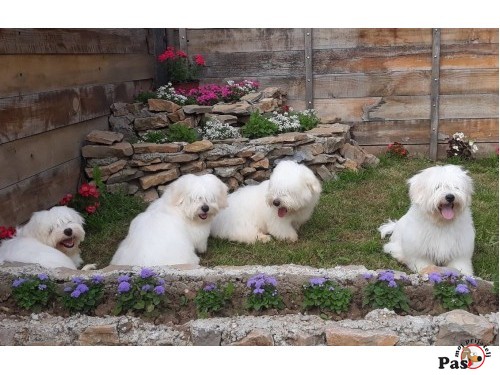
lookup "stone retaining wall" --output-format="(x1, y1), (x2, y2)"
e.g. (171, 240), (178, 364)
(0, 264), (497, 346)
(81, 87), (379, 201)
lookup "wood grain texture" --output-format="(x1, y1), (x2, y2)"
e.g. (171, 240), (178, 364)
(186, 28), (305, 53)
(0, 158), (82, 225)
(0, 117), (108, 190)
(0, 79), (152, 144)
(0, 28), (150, 54)
(352, 119), (499, 145)
(0, 54), (154, 98)
(441, 28), (499, 45)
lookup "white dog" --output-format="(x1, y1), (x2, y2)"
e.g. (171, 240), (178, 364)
(110, 173), (228, 266)
(378, 164), (475, 275)
(0, 206), (87, 269)
(211, 160), (322, 244)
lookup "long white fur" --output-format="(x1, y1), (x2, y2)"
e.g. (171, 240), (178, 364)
(0, 206), (86, 269)
(110, 173), (228, 266)
(378, 164), (475, 275)
(210, 160), (322, 244)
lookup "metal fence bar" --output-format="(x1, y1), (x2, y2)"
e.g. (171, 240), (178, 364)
(179, 28), (188, 53)
(304, 28), (313, 109)
(429, 28), (441, 161)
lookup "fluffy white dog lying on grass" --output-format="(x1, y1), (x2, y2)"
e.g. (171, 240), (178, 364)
(0, 206), (88, 269)
(110, 173), (228, 266)
(378, 164), (475, 275)
(211, 160), (322, 244)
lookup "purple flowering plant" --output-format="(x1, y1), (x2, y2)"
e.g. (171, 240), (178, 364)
(302, 277), (352, 315)
(429, 271), (476, 310)
(60, 275), (105, 314)
(11, 273), (56, 311)
(194, 282), (235, 318)
(246, 273), (284, 311)
(113, 268), (167, 316)
(362, 270), (410, 312)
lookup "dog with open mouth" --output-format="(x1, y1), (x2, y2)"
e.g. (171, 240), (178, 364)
(211, 160), (322, 244)
(110, 173), (228, 266)
(378, 164), (475, 275)
(0, 206), (89, 269)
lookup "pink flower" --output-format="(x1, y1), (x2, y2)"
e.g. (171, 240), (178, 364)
(85, 205), (97, 214)
(176, 50), (188, 58)
(194, 54), (205, 66)
(158, 47), (176, 62)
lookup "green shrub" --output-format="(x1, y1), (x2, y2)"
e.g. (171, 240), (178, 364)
(141, 130), (169, 144)
(60, 275), (105, 314)
(241, 111), (278, 139)
(362, 270), (410, 312)
(429, 271), (476, 310)
(246, 273), (284, 311)
(297, 109), (320, 131)
(167, 123), (198, 143)
(302, 277), (352, 314)
(194, 282), (234, 318)
(135, 91), (157, 104)
(11, 274), (56, 311)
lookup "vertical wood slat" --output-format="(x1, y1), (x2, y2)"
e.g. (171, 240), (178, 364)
(179, 28), (188, 53)
(429, 28), (441, 160)
(152, 29), (167, 88)
(304, 28), (313, 109)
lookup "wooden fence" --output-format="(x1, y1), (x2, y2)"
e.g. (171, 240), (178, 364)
(178, 28), (498, 157)
(0, 28), (158, 225)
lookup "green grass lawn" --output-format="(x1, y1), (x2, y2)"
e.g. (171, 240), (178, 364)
(81, 154), (499, 281)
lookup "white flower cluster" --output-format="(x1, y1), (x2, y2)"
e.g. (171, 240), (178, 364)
(227, 80), (258, 95)
(202, 118), (241, 140)
(269, 111), (301, 133)
(301, 108), (318, 117)
(451, 132), (478, 153)
(156, 82), (188, 105)
(452, 132), (465, 141)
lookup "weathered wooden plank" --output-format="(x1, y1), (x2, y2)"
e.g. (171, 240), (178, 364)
(203, 51), (305, 78)
(313, 28), (433, 48)
(440, 69), (499, 94)
(0, 117), (108, 190)
(152, 29), (168, 87)
(440, 44), (498, 69)
(186, 28), (305, 53)
(0, 79), (152, 144)
(441, 28), (499, 45)
(0, 28), (150, 54)
(361, 143), (499, 159)
(315, 94), (498, 123)
(352, 119), (499, 145)
(0, 54), (154, 98)
(0, 158), (82, 226)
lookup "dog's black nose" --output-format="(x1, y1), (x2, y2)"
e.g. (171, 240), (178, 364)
(201, 204), (209, 213)
(64, 228), (73, 236)
(273, 199), (281, 207)
(445, 194), (455, 203)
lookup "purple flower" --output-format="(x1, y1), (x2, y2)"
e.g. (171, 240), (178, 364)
(153, 285), (165, 295)
(92, 275), (104, 284)
(203, 283), (217, 292)
(387, 280), (398, 288)
(309, 277), (327, 286)
(70, 290), (81, 298)
(37, 273), (49, 281)
(75, 284), (89, 294)
(140, 268), (156, 279)
(443, 270), (459, 283)
(465, 276), (478, 288)
(428, 273), (442, 284)
(141, 284), (153, 292)
(455, 284), (470, 295)
(378, 270), (395, 282)
(38, 284), (47, 290)
(64, 286), (73, 293)
(362, 273), (373, 280)
(156, 278), (165, 286)
(253, 288), (264, 294)
(71, 277), (83, 284)
(265, 275), (278, 287)
(118, 281), (131, 294)
(117, 275), (130, 283)
(12, 278), (26, 288)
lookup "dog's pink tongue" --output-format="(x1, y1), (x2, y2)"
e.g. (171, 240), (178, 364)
(278, 207), (287, 218)
(441, 205), (454, 220)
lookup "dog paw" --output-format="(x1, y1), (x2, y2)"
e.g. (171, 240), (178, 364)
(81, 263), (97, 271)
(256, 233), (272, 243)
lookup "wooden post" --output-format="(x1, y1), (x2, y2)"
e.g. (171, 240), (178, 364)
(429, 28), (441, 161)
(304, 28), (313, 109)
(179, 28), (188, 53)
(152, 29), (168, 89)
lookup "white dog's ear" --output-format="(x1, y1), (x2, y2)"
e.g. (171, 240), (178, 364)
(167, 181), (185, 206)
(408, 171), (426, 206)
(305, 172), (322, 195)
(217, 180), (229, 209)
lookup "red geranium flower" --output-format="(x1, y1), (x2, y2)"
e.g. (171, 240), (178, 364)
(85, 205), (97, 214)
(176, 50), (188, 58)
(194, 54), (205, 66)
(0, 226), (16, 240)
